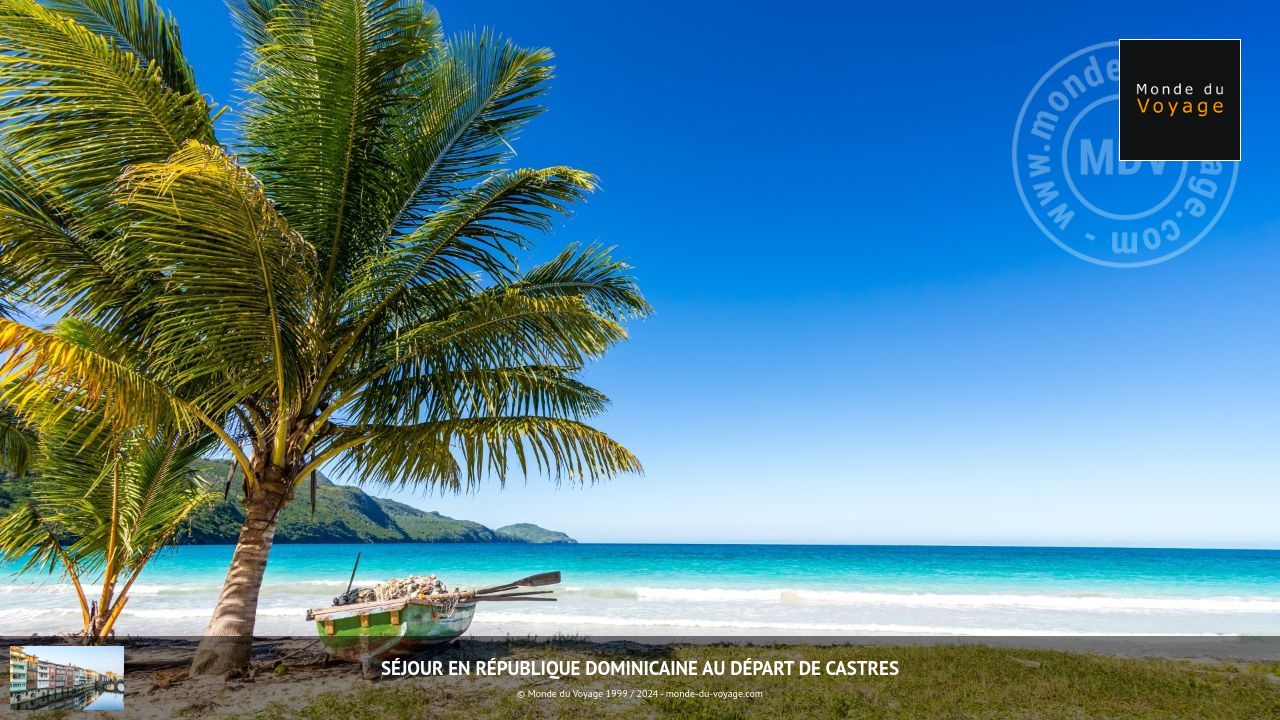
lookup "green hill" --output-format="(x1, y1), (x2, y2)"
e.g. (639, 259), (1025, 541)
(496, 523), (577, 544)
(0, 463), (575, 545)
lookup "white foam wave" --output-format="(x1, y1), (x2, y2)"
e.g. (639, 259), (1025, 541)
(619, 588), (1280, 613)
(0, 582), (217, 596)
(258, 606), (311, 617)
(125, 607), (214, 619)
(0, 578), (363, 606)
(473, 611), (1201, 636)
(124, 605), (307, 620)
(0, 607), (79, 619)
(0, 582), (79, 594)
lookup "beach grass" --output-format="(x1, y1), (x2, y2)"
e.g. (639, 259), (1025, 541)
(244, 642), (1280, 720)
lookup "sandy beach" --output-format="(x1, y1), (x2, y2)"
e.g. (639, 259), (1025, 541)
(5, 635), (1277, 719)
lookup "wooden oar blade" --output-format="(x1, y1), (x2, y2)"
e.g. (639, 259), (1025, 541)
(517, 571), (561, 587)
(475, 571), (561, 595)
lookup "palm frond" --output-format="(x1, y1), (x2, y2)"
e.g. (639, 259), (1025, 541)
(336, 415), (641, 493)
(0, 0), (213, 206)
(8, 415), (216, 581)
(0, 502), (66, 576)
(0, 317), (192, 435)
(342, 291), (626, 425)
(236, 0), (441, 299)
(352, 363), (611, 435)
(41, 0), (203, 97)
(511, 244), (653, 321)
(0, 149), (128, 317)
(115, 141), (317, 406)
(52, 429), (216, 566)
(380, 29), (555, 236)
(339, 166), (599, 340)
(225, 0), (286, 49)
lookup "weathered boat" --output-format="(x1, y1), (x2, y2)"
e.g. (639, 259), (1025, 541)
(306, 594), (477, 663)
(305, 571), (559, 676)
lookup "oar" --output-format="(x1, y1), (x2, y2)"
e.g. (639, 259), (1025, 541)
(474, 571), (561, 596)
(473, 590), (554, 599)
(474, 595), (557, 602)
(346, 552), (362, 594)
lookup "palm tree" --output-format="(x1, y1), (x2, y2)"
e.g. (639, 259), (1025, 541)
(0, 419), (215, 643)
(0, 0), (647, 674)
(0, 313), (215, 645)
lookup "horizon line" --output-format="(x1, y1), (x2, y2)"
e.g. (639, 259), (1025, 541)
(170, 540), (1280, 552)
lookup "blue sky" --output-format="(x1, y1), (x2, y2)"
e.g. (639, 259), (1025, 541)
(12, 645), (122, 675)
(163, 1), (1277, 547)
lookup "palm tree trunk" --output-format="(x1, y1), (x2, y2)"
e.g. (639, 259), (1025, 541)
(98, 561), (147, 641)
(189, 468), (293, 675)
(54, 546), (92, 636)
(97, 459), (120, 638)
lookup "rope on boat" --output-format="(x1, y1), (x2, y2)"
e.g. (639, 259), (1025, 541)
(333, 574), (451, 606)
(433, 593), (459, 618)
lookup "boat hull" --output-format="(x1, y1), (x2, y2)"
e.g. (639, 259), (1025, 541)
(312, 598), (476, 663)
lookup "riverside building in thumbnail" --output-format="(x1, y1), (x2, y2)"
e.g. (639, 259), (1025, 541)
(9, 649), (101, 691)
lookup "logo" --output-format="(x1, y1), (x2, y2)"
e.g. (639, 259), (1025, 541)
(1119, 39), (1240, 161)
(1012, 42), (1237, 267)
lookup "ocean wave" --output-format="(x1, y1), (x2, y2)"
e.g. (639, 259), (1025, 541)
(125, 605), (307, 620)
(473, 611), (1201, 636)
(131, 580), (351, 595)
(0, 607), (80, 620)
(0, 582), (79, 594)
(0, 578), (365, 599)
(0, 582), (217, 596)
(610, 588), (1280, 613)
(560, 586), (642, 600)
(125, 607), (215, 619)
(6, 581), (1278, 626)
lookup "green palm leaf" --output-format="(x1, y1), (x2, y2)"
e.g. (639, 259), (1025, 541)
(114, 142), (317, 410)
(0, 502), (65, 576)
(0, 0), (213, 204)
(41, 0), (203, 96)
(236, 0), (442, 299)
(375, 29), (555, 239)
(0, 317), (192, 435)
(335, 416), (641, 493)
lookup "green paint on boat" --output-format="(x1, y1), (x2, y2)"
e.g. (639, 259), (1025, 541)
(311, 598), (476, 664)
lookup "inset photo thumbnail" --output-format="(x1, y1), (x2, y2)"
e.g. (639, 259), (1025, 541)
(8, 645), (124, 712)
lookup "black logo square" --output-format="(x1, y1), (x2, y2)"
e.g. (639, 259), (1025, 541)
(1119, 39), (1240, 161)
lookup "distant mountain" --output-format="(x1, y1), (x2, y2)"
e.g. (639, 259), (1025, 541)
(496, 523), (577, 544)
(0, 463), (575, 545)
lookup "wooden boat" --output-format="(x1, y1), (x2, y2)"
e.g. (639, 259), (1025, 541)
(305, 571), (560, 676)
(306, 594), (478, 664)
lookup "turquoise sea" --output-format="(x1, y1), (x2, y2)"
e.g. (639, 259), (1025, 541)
(2, 545), (1278, 636)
